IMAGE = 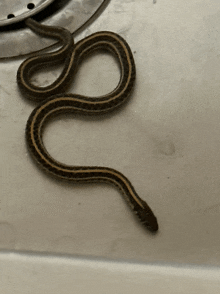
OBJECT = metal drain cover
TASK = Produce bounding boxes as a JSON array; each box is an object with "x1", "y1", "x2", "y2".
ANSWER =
[
  {"x1": 0, "y1": 0, "x2": 55, "y2": 27},
  {"x1": 0, "y1": 0, "x2": 109, "y2": 59}
]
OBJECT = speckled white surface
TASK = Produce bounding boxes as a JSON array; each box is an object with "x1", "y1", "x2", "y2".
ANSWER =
[{"x1": 1, "y1": 0, "x2": 220, "y2": 270}]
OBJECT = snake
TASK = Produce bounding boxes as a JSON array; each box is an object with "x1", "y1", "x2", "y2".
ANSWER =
[{"x1": 17, "y1": 18, "x2": 158, "y2": 232}]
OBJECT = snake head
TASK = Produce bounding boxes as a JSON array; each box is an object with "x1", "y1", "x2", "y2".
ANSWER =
[{"x1": 134, "y1": 201, "x2": 158, "y2": 233}]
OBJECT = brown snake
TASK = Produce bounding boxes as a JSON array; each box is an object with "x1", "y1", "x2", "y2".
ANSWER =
[{"x1": 17, "y1": 18, "x2": 158, "y2": 232}]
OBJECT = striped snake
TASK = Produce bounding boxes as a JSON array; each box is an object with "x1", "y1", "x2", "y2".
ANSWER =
[{"x1": 17, "y1": 18, "x2": 158, "y2": 232}]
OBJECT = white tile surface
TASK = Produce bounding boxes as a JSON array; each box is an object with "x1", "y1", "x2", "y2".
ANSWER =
[
  {"x1": 1, "y1": 0, "x2": 220, "y2": 269},
  {"x1": 1, "y1": 251, "x2": 220, "y2": 294}
]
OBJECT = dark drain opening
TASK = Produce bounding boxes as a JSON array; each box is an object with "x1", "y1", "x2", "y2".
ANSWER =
[
  {"x1": 27, "y1": 3, "x2": 35, "y2": 10},
  {"x1": 7, "y1": 14, "x2": 15, "y2": 19},
  {"x1": 34, "y1": 0, "x2": 70, "y2": 22}
]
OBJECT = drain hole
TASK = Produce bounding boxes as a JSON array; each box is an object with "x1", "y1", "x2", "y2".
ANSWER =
[
  {"x1": 7, "y1": 14, "x2": 15, "y2": 19},
  {"x1": 27, "y1": 3, "x2": 35, "y2": 10}
]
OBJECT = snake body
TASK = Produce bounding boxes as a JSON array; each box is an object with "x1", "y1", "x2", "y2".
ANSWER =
[{"x1": 17, "y1": 18, "x2": 158, "y2": 232}]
